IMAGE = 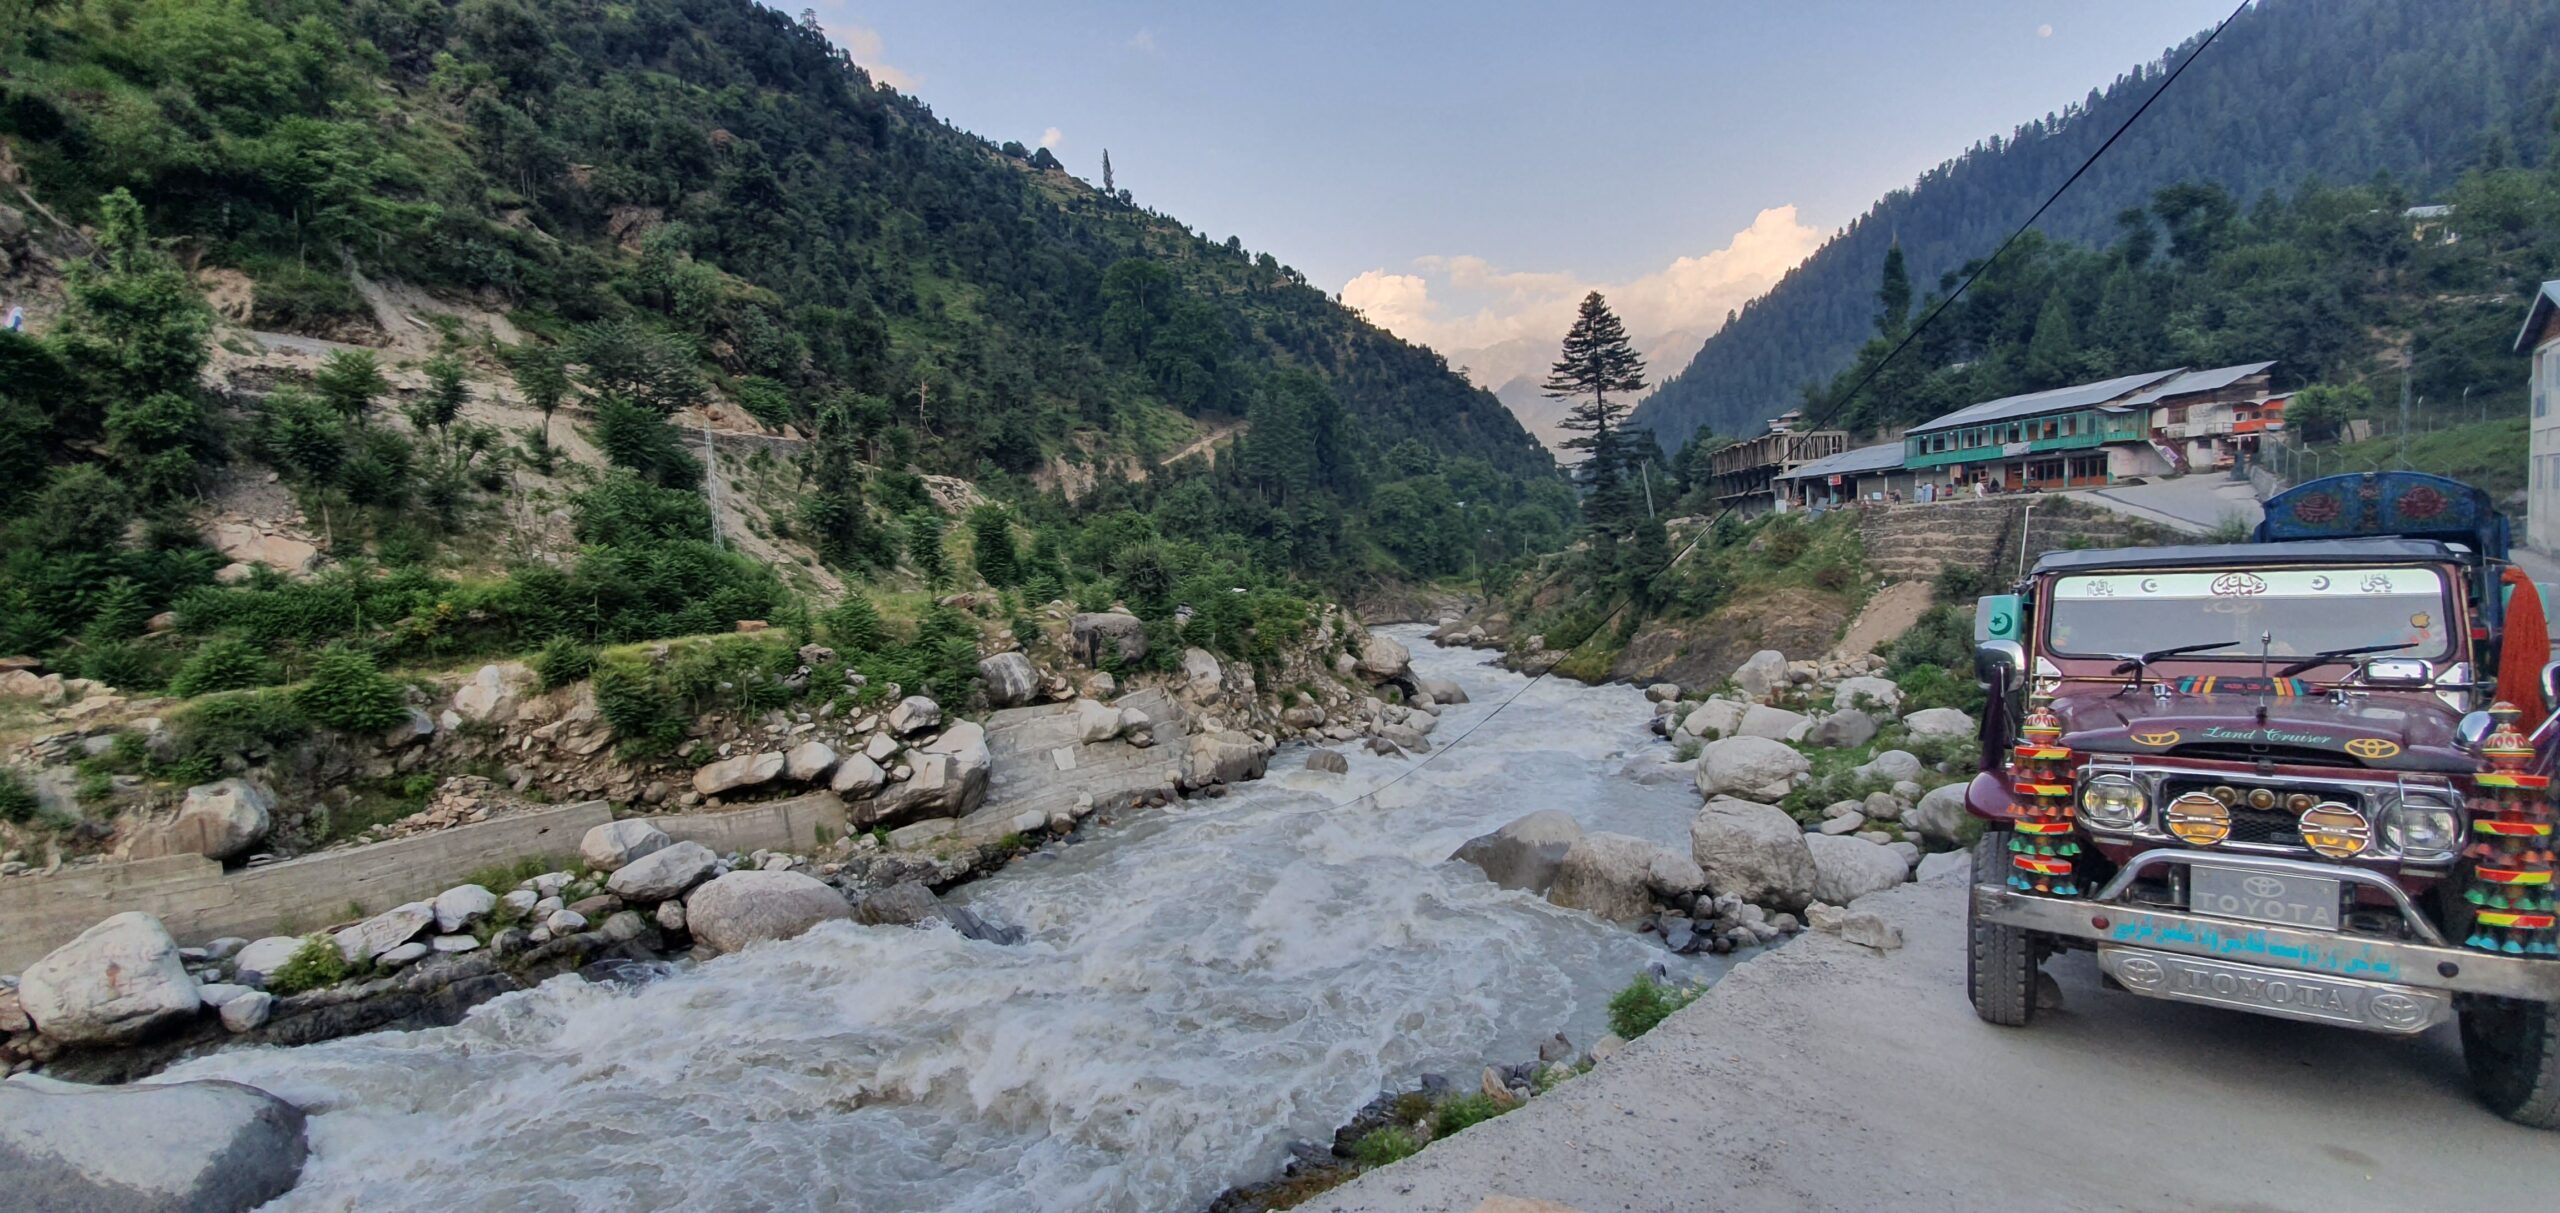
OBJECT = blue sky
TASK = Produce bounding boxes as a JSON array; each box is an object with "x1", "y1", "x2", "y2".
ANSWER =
[{"x1": 808, "y1": 1, "x2": 2237, "y2": 384}]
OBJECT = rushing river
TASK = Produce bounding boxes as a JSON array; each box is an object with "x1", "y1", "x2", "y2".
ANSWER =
[{"x1": 161, "y1": 628, "x2": 1718, "y2": 1212}]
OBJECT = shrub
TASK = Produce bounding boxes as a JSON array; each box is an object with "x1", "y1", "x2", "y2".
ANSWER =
[
  {"x1": 294, "y1": 644, "x2": 409, "y2": 733},
  {"x1": 535, "y1": 635, "x2": 597, "y2": 690},
  {"x1": 1433, "y1": 1093, "x2": 1512, "y2": 1136},
  {"x1": 171, "y1": 636, "x2": 279, "y2": 697},
  {"x1": 265, "y1": 935, "x2": 350, "y2": 995},
  {"x1": 163, "y1": 690, "x2": 310, "y2": 783},
  {"x1": 1607, "y1": 974, "x2": 1702, "y2": 1039},
  {"x1": 1348, "y1": 1127, "x2": 1422, "y2": 1168},
  {"x1": 0, "y1": 768, "x2": 37, "y2": 824},
  {"x1": 574, "y1": 469, "x2": 710, "y2": 546},
  {"x1": 1931, "y1": 565, "x2": 1991, "y2": 603},
  {"x1": 823, "y1": 595, "x2": 887, "y2": 654}
]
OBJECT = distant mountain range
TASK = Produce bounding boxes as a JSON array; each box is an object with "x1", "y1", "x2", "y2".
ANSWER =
[
  {"x1": 1629, "y1": 0, "x2": 2560, "y2": 449},
  {"x1": 1460, "y1": 328, "x2": 1709, "y2": 453}
]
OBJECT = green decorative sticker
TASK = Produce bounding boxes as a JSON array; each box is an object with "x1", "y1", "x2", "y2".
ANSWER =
[{"x1": 1975, "y1": 594, "x2": 2021, "y2": 643}]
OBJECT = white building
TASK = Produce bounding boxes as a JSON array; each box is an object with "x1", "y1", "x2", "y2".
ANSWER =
[{"x1": 2518, "y1": 281, "x2": 2560, "y2": 554}]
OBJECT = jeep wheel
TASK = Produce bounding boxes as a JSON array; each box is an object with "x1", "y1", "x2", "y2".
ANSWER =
[
  {"x1": 1968, "y1": 829, "x2": 2039, "y2": 1027},
  {"x1": 2460, "y1": 995, "x2": 2560, "y2": 1130}
]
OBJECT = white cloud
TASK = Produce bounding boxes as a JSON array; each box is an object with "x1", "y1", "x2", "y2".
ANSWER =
[
  {"x1": 1039, "y1": 127, "x2": 1064, "y2": 150},
  {"x1": 1129, "y1": 28, "x2": 1158, "y2": 52},
  {"x1": 828, "y1": 22, "x2": 919, "y2": 92},
  {"x1": 1341, "y1": 205, "x2": 1825, "y2": 390},
  {"x1": 2037, "y1": 23, "x2": 2055, "y2": 38}
]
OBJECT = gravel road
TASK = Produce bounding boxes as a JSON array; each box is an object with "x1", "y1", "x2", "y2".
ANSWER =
[{"x1": 1312, "y1": 861, "x2": 2554, "y2": 1213}]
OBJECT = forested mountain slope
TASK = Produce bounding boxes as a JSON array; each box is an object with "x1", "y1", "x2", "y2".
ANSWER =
[{"x1": 1632, "y1": 0, "x2": 2560, "y2": 445}]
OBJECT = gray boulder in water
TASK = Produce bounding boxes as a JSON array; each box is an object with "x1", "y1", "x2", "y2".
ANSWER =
[
  {"x1": 683, "y1": 870, "x2": 853, "y2": 955},
  {"x1": 1, "y1": 1074, "x2": 308, "y2": 1212},
  {"x1": 1451, "y1": 809, "x2": 1584, "y2": 895}
]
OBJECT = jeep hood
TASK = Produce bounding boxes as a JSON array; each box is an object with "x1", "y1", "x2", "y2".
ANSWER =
[{"x1": 2050, "y1": 690, "x2": 2472, "y2": 773}]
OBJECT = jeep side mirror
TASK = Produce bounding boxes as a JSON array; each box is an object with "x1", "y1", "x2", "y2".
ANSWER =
[
  {"x1": 1975, "y1": 640, "x2": 2025, "y2": 694},
  {"x1": 2457, "y1": 710, "x2": 2496, "y2": 752},
  {"x1": 2542, "y1": 661, "x2": 2560, "y2": 713}
]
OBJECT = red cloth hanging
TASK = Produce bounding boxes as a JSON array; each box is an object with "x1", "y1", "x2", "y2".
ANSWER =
[{"x1": 2501, "y1": 567, "x2": 2550, "y2": 734}]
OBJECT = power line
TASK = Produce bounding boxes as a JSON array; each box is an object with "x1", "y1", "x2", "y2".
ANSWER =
[{"x1": 1329, "y1": 0, "x2": 2249, "y2": 811}]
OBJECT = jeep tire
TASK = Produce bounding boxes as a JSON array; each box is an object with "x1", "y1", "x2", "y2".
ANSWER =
[
  {"x1": 2460, "y1": 994, "x2": 2560, "y2": 1130},
  {"x1": 1968, "y1": 829, "x2": 2040, "y2": 1027}
]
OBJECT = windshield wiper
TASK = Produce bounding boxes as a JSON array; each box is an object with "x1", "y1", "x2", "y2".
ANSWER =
[
  {"x1": 2276, "y1": 642, "x2": 2417, "y2": 678},
  {"x1": 2109, "y1": 641, "x2": 2239, "y2": 676}
]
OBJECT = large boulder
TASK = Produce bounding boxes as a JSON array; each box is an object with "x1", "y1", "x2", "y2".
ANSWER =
[
  {"x1": 1832, "y1": 676, "x2": 1904, "y2": 715},
  {"x1": 450, "y1": 662, "x2": 532, "y2": 724},
  {"x1": 1857, "y1": 749, "x2": 1925, "y2": 784},
  {"x1": 1805, "y1": 709, "x2": 1878, "y2": 749},
  {"x1": 887, "y1": 696, "x2": 942, "y2": 736},
  {"x1": 1731, "y1": 650, "x2": 1788, "y2": 702},
  {"x1": 684, "y1": 870, "x2": 853, "y2": 955},
  {"x1": 1185, "y1": 729, "x2": 1268, "y2": 788},
  {"x1": 230, "y1": 937, "x2": 303, "y2": 985},
  {"x1": 1451, "y1": 810, "x2": 1583, "y2": 894},
  {"x1": 921, "y1": 721, "x2": 992, "y2": 816},
  {"x1": 431, "y1": 884, "x2": 499, "y2": 933},
  {"x1": 333, "y1": 902, "x2": 435, "y2": 963},
  {"x1": 1070, "y1": 611, "x2": 1148, "y2": 666},
  {"x1": 1735, "y1": 704, "x2": 1810, "y2": 742},
  {"x1": 784, "y1": 741, "x2": 840, "y2": 782},
  {"x1": 136, "y1": 778, "x2": 274, "y2": 861},
  {"x1": 1547, "y1": 832, "x2": 1676, "y2": 922},
  {"x1": 1694, "y1": 735, "x2": 1810, "y2": 801},
  {"x1": 978, "y1": 652, "x2": 1039, "y2": 707},
  {"x1": 693, "y1": 751, "x2": 784, "y2": 796},
  {"x1": 829, "y1": 753, "x2": 887, "y2": 799},
  {"x1": 1678, "y1": 699, "x2": 1747, "y2": 740},
  {"x1": 1417, "y1": 677, "x2": 1469, "y2": 705},
  {"x1": 1903, "y1": 707, "x2": 1978, "y2": 738},
  {"x1": 1908, "y1": 782, "x2": 1973, "y2": 846},
  {"x1": 1305, "y1": 748, "x2": 1350, "y2": 774},
  {"x1": 1180, "y1": 648, "x2": 1225, "y2": 701},
  {"x1": 1, "y1": 1075, "x2": 308, "y2": 1213},
  {"x1": 18, "y1": 913, "x2": 201, "y2": 1045},
  {"x1": 1355, "y1": 633, "x2": 1412, "y2": 681},
  {"x1": 1806, "y1": 833, "x2": 1912, "y2": 905},
  {"x1": 579, "y1": 820, "x2": 672, "y2": 873},
  {"x1": 606, "y1": 840, "x2": 721, "y2": 902},
  {"x1": 1073, "y1": 697, "x2": 1125, "y2": 743},
  {"x1": 853, "y1": 880, "x2": 946, "y2": 926},
  {"x1": 1688, "y1": 798, "x2": 1818, "y2": 911}
]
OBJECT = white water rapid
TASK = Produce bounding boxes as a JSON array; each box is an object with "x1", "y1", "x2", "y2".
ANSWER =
[{"x1": 160, "y1": 628, "x2": 1720, "y2": 1212}]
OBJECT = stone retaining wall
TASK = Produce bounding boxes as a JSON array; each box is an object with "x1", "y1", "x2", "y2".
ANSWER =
[
  {"x1": 0, "y1": 802, "x2": 612, "y2": 972},
  {"x1": 649, "y1": 792, "x2": 849, "y2": 854},
  {"x1": 1856, "y1": 496, "x2": 2172, "y2": 583}
]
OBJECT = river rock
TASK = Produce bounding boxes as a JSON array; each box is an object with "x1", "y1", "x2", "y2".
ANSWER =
[
  {"x1": 1907, "y1": 782, "x2": 1972, "y2": 846},
  {"x1": 853, "y1": 879, "x2": 944, "y2": 926},
  {"x1": 1306, "y1": 748, "x2": 1349, "y2": 774},
  {"x1": 18, "y1": 913, "x2": 202, "y2": 1045},
  {"x1": 431, "y1": 883, "x2": 500, "y2": 933},
  {"x1": 607, "y1": 840, "x2": 719, "y2": 901},
  {"x1": 1689, "y1": 797, "x2": 1818, "y2": 911},
  {"x1": 979, "y1": 652, "x2": 1039, "y2": 707},
  {"x1": 888, "y1": 696, "x2": 942, "y2": 736},
  {"x1": 1731, "y1": 649, "x2": 1788, "y2": 702},
  {"x1": 921, "y1": 721, "x2": 993, "y2": 813},
  {"x1": 1833, "y1": 676, "x2": 1904, "y2": 715},
  {"x1": 1903, "y1": 707, "x2": 1977, "y2": 738},
  {"x1": 693, "y1": 751, "x2": 785, "y2": 796},
  {"x1": 1806, "y1": 709, "x2": 1878, "y2": 749},
  {"x1": 1418, "y1": 677, "x2": 1469, "y2": 704},
  {"x1": 1549, "y1": 832, "x2": 1693, "y2": 922},
  {"x1": 1679, "y1": 699, "x2": 1747, "y2": 740},
  {"x1": 333, "y1": 902, "x2": 434, "y2": 964},
  {"x1": 230, "y1": 936, "x2": 302, "y2": 984},
  {"x1": 1181, "y1": 648, "x2": 1225, "y2": 700},
  {"x1": 685, "y1": 870, "x2": 854, "y2": 955},
  {"x1": 1452, "y1": 810, "x2": 1584, "y2": 894},
  {"x1": 580, "y1": 820, "x2": 673, "y2": 873},
  {"x1": 1806, "y1": 833, "x2": 1911, "y2": 905},
  {"x1": 1694, "y1": 736, "x2": 1809, "y2": 801},
  {"x1": 378, "y1": 941, "x2": 431, "y2": 968},
  {"x1": 1185, "y1": 729, "x2": 1268, "y2": 788},
  {"x1": 785, "y1": 741, "x2": 840, "y2": 782},
  {"x1": 1645, "y1": 683, "x2": 1680, "y2": 702},
  {"x1": 1857, "y1": 749, "x2": 1924, "y2": 784},
  {"x1": 139, "y1": 778, "x2": 274, "y2": 861},
  {"x1": 1861, "y1": 790, "x2": 1905, "y2": 823},
  {"x1": 1355, "y1": 633, "x2": 1411, "y2": 681},
  {"x1": 830, "y1": 753, "x2": 888, "y2": 798},
  {"x1": 1070, "y1": 611, "x2": 1148, "y2": 666},
  {"x1": 1378, "y1": 722, "x2": 1430, "y2": 753},
  {"x1": 1074, "y1": 697, "x2": 1124, "y2": 743},
  {"x1": 220, "y1": 990, "x2": 275, "y2": 1032},
  {"x1": 0, "y1": 1075, "x2": 308, "y2": 1213},
  {"x1": 1735, "y1": 704, "x2": 1810, "y2": 742}
]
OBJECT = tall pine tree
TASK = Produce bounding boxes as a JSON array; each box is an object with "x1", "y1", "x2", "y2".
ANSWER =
[{"x1": 1544, "y1": 292, "x2": 1647, "y2": 535}]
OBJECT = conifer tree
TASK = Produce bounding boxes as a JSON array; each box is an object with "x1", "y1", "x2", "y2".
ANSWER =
[{"x1": 1544, "y1": 291, "x2": 1647, "y2": 535}]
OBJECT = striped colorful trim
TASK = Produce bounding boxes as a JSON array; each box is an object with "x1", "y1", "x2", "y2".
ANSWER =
[
  {"x1": 2013, "y1": 783, "x2": 2071, "y2": 799},
  {"x1": 2474, "y1": 820, "x2": 2556, "y2": 838},
  {"x1": 2014, "y1": 820, "x2": 2075, "y2": 835},
  {"x1": 2013, "y1": 856, "x2": 2074, "y2": 876},
  {"x1": 2012, "y1": 745, "x2": 2072, "y2": 761},
  {"x1": 2474, "y1": 772, "x2": 2552, "y2": 790},
  {"x1": 2476, "y1": 867, "x2": 2554, "y2": 886},
  {"x1": 2174, "y1": 675, "x2": 2311, "y2": 697},
  {"x1": 2476, "y1": 911, "x2": 2560, "y2": 930}
]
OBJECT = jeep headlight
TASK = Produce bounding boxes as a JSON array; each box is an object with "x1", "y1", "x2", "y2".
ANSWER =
[
  {"x1": 2383, "y1": 798, "x2": 2460, "y2": 862},
  {"x1": 2079, "y1": 773, "x2": 2147, "y2": 830}
]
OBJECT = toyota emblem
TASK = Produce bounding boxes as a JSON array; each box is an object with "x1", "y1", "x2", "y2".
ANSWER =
[{"x1": 2243, "y1": 876, "x2": 2286, "y2": 899}]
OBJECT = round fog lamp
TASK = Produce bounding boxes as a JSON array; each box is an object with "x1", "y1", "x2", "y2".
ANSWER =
[
  {"x1": 2210, "y1": 785, "x2": 2238, "y2": 806},
  {"x1": 2166, "y1": 792, "x2": 2232, "y2": 846},
  {"x1": 2247, "y1": 787, "x2": 2278, "y2": 811},
  {"x1": 2078, "y1": 774, "x2": 2147, "y2": 830},
  {"x1": 2298, "y1": 801, "x2": 2372, "y2": 859}
]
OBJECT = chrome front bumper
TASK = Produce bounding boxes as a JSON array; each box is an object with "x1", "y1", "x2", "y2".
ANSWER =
[{"x1": 1974, "y1": 884, "x2": 2560, "y2": 1004}]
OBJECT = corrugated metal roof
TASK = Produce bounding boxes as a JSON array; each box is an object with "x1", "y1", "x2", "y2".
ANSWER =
[
  {"x1": 2119, "y1": 361, "x2": 2277, "y2": 407},
  {"x1": 1775, "y1": 441, "x2": 1906, "y2": 482},
  {"x1": 1906, "y1": 368, "x2": 2185, "y2": 435},
  {"x1": 2516, "y1": 280, "x2": 2560, "y2": 354}
]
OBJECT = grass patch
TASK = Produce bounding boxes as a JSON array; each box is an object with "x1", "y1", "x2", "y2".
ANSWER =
[
  {"x1": 1431, "y1": 1093, "x2": 1513, "y2": 1137},
  {"x1": 1347, "y1": 1126, "x2": 1423, "y2": 1168},
  {"x1": 1608, "y1": 973, "x2": 1704, "y2": 1039},
  {"x1": 264, "y1": 935, "x2": 350, "y2": 995}
]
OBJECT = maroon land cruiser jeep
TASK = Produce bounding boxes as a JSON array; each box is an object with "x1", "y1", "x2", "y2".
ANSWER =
[{"x1": 1964, "y1": 472, "x2": 2559, "y2": 1128}]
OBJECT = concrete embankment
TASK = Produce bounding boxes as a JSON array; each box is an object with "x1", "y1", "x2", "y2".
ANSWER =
[{"x1": 1312, "y1": 861, "x2": 2549, "y2": 1213}]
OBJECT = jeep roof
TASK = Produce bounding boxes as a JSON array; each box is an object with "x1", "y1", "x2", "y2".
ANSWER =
[{"x1": 2028, "y1": 537, "x2": 2462, "y2": 578}]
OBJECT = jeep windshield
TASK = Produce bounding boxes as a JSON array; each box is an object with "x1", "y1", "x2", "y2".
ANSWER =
[{"x1": 2044, "y1": 566, "x2": 2454, "y2": 666}]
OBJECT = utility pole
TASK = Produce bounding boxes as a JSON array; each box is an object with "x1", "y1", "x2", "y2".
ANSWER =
[
  {"x1": 1639, "y1": 460, "x2": 1657, "y2": 519},
  {"x1": 702, "y1": 426, "x2": 724, "y2": 550},
  {"x1": 2398, "y1": 366, "x2": 2412, "y2": 470}
]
